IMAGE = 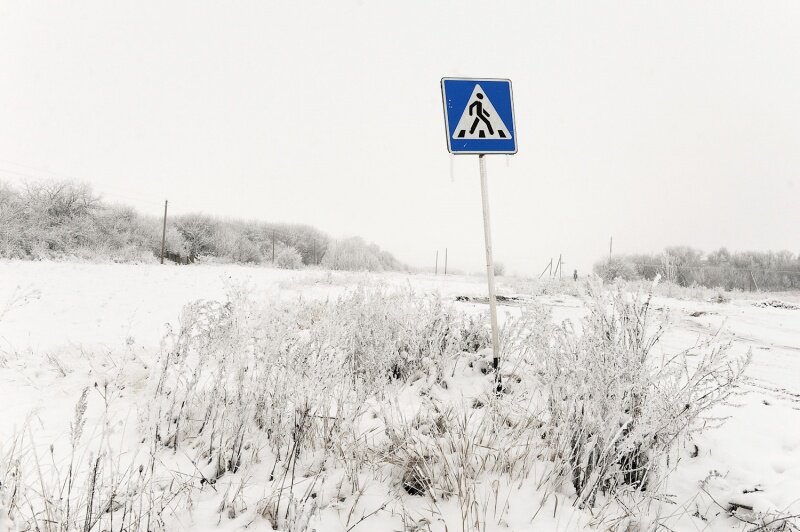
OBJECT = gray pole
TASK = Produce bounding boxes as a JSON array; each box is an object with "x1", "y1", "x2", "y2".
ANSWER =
[
  {"x1": 160, "y1": 200, "x2": 168, "y2": 264},
  {"x1": 444, "y1": 247, "x2": 448, "y2": 275},
  {"x1": 539, "y1": 259, "x2": 553, "y2": 279},
  {"x1": 479, "y1": 155, "x2": 501, "y2": 378},
  {"x1": 435, "y1": 250, "x2": 439, "y2": 275}
]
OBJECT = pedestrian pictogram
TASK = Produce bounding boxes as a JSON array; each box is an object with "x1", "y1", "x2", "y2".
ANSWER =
[
  {"x1": 452, "y1": 84, "x2": 511, "y2": 140},
  {"x1": 441, "y1": 78, "x2": 516, "y2": 154}
]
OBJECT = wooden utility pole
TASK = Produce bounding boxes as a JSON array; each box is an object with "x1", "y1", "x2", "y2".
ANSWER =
[
  {"x1": 539, "y1": 258, "x2": 553, "y2": 279},
  {"x1": 556, "y1": 254, "x2": 562, "y2": 279},
  {"x1": 609, "y1": 236, "x2": 613, "y2": 258},
  {"x1": 435, "y1": 250, "x2": 439, "y2": 275},
  {"x1": 160, "y1": 200, "x2": 168, "y2": 264},
  {"x1": 444, "y1": 248, "x2": 448, "y2": 275}
]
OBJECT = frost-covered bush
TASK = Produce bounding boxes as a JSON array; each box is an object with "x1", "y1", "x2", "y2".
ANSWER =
[
  {"x1": 379, "y1": 393, "x2": 542, "y2": 511},
  {"x1": 0, "y1": 181, "x2": 176, "y2": 263},
  {"x1": 533, "y1": 279, "x2": 750, "y2": 506},
  {"x1": 174, "y1": 213, "x2": 216, "y2": 260},
  {"x1": 147, "y1": 288, "x2": 488, "y2": 492},
  {"x1": 0, "y1": 180, "x2": 410, "y2": 268},
  {"x1": 593, "y1": 255, "x2": 637, "y2": 282},
  {"x1": 328, "y1": 290, "x2": 489, "y2": 383},
  {"x1": 321, "y1": 236, "x2": 405, "y2": 272},
  {"x1": 141, "y1": 286, "x2": 506, "y2": 529},
  {"x1": 274, "y1": 245, "x2": 303, "y2": 269},
  {"x1": 0, "y1": 180, "x2": 101, "y2": 259},
  {"x1": 229, "y1": 235, "x2": 262, "y2": 263},
  {"x1": 601, "y1": 247, "x2": 800, "y2": 291}
]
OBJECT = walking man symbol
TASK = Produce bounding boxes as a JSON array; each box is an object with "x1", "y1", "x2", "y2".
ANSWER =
[
  {"x1": 452, "y1": 84, "x2": 511, "y2": 140},
  {"x1": 441, "y1": 77, "x2": 517, "y2": 154},
  {"x1": 469, "y1": 93, "x2": 494, "y2": 136}
]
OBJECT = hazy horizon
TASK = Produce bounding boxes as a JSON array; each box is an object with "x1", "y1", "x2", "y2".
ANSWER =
[{"x1": 2, "y1": 1, "x2": 798, "y2": 275}]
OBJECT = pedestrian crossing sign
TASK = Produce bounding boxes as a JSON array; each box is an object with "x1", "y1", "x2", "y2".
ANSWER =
[{"x1": 441, "y1": 78, "x2": 517, "y2": 154}]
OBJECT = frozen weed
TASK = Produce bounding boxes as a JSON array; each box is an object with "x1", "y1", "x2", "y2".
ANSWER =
[
  {"x1": 531, "y1": 278, "x2": 750, "y2": 508},
  {"x1": 144, "y1": 286, "x2": 488, "y2": 529},
  {"x1": 0, "y1": 284, "x2": 41, "y2": 323},
  {"x1": 0, "y1": 387, "x2": 186, "y2": 532}
]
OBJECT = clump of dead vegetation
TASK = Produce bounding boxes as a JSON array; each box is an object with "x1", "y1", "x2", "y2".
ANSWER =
[
  {"x1": 532, "y1": 279, "x2": 750, "y2": 510},
  {"x1": 0, "y1": 280, "x2": 754, "y2": 531}
]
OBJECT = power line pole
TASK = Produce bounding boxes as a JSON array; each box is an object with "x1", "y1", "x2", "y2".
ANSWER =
[
  {"x1": 444, "y1": 248, "x2": 448, "y2": 275},
  {"x1": 539, "y1": 258, "x2": 553, "y2": 279},
  {"x1": 435, "y1": 250, "x2": 439, "y2": 275},
  {"x1": 160, "y1": 200, "x2": 168, "y2": 264},
  {"x1": 609, "y1": 236, "x2": 613, "y2": 258}
]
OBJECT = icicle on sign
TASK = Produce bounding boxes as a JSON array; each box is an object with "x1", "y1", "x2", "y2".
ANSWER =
[{"x1": 440, "y1": 78, "x2": 517, "y2": 155}]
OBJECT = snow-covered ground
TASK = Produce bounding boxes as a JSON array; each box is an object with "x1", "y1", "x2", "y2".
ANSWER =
[{"x1": 1, "y1": 261, "x2": 798, "y2": 531}]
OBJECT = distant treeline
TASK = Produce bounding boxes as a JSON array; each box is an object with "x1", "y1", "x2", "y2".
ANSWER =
[
  {"x1": 594, "y1": 246, "x2": 800, "y2": 291},
  {"x1": 0, "y1": 180, "x2": 406, "y2": 272}
]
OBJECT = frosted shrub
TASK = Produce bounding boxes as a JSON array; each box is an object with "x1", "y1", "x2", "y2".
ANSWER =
[
  {"x1": 593, "y1": 256, "x2": 637, "y2": 282},
  {"x1": 229, "y1": 236, "x2": 262, "y2": 263},
  {"x1": 274, "y1": 246, "x2": 303, "y2": 269},
  {"x1": 534, "y1": 279, "x2": 750, "y2": 507},
  {"x1": 328, "y1": 290, "x2": 489, "y2": 384},
  {"x1": 321, "y1": 236, "x2": 404, "y2": 272},
  {"x1": 146, "y1": 287, "x2": 489, "y2": 526}
]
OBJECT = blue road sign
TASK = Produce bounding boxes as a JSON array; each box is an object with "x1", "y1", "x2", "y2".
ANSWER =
[{"x1": 441, "y1": 78, "x2": 517, "y2": 155}]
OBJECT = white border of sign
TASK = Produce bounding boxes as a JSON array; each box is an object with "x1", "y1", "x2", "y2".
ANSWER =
[{"x1": 440, "y1": 77, "x2": 518, "y2": 155}]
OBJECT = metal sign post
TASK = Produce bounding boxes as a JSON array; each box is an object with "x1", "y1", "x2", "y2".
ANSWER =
[
  {"x1": 478, "y1": 155, "x2": 501, "y2": 373},
  {"x1": 441, "y1": 77, "x2": 517, "y2": 381}
]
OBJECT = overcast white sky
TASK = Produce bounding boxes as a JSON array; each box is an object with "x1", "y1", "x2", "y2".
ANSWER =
[{"x1": 1, "y1": 1, "x2": 798, "y2": 274}]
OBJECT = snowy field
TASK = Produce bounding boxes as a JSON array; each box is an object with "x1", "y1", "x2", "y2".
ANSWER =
[{"x1": 1, "y1": 261, "x2": 798, "y2": 531}]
